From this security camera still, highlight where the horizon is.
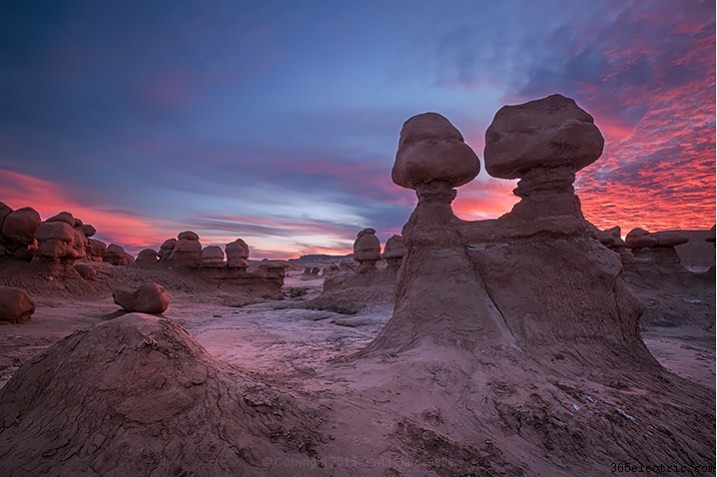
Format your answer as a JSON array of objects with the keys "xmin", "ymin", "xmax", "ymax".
[{"xmin": 1, "ymin": 0, "xmax": 714, "ymax": 259}]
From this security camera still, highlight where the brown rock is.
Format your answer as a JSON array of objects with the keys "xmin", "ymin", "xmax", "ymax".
[
  {"xmin": 104, "ymin": 243, "xmax": 133, "ymax": 266},
  {"xmin": 135, "ymin": 249, "xmax": 159, "ymax": 267},
  {"xmin": 80, "ymin": 224, "xmax": 97, "ymax": 238},
  {"xmin": 177, "ymin": 231, "xmax": 200, "ymax": 241},
  {"xmin": 0, "ymin": 202, "xmax": 13, "ymax": 232},
  {"xmin": 653, "ymin": 231, "xmax": 689, "ymax": 247},
  {"xmin": 158, "ymin": 239, "xmax": 177, "ymax": 263},
  {"xmin": 46, "ymin": 211, "xmax": 75, "ymax": 225},
  {"xmin": 1, "ymin": 207, "xmax": 41, "ymax": 247},
  {"xmin": 113, "ymin": 282, "xmax": 170, "ymax": 314},
  {"xmin": 86, "ymin": 239, "xmax": 107, "ymax": 262},
  {"xmin": 353, "ymin": 228, "xmax": 381, "ymax": 273},
  {"xmin": 226, "ymin": 239, "xmax": 250, "ymax": 269},
  {"xmin": 168, "ymin": 238, "xmax": 201, "ymax": 268},
  {"xmin": 625, "ymin": 228, "xmax": 658, "ymax": 248},
  {"xmin": 34, "ymin": 221, "xmax": 76, "ymax": 259},
  {"xmin": 484, "ymin": 94, "xmax": 604, "ymax": 179},
  {"xmin": 383, "ymin": 234, "xmax": 407, "ymax": 271},
  {"xmin": 0, "ymin": 287, "xmax": 35, "ymax": 323},
  {"xmin": 200, "ymin": 246, "xmax": 225, "ymax": 268},
  {"xmin": 74, "ymin": 263, "xmax": 97, "ymax": 280},
  {"xmin": 392, "ymin": 113, "xmax": 480, "ymax": 189}
]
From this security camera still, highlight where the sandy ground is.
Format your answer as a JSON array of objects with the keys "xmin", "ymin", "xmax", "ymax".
[{"xmin": 0, "ymin": 269, "xmax": 714, "ymax": 476}]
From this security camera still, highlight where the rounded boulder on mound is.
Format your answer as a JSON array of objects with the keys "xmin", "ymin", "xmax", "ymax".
[{"xmin": 0, "ymin": 313, "xmax": 321, "ymax": 476}]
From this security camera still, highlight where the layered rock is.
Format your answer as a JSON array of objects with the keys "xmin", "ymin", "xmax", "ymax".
[
  {"xmin": 382, "ymin": 234, "xmax": 407, "ymax": 271},
  {"xmin": 85, "ymin": 238, "xmax": 107, "ymax": 262},
  {"xmin": 167, "ymin": 231, "xmax": 201, "ymax": 268},
  {"xmin": 226, "ymin": 238, "xmax": 250, "ymax": 270},
  {"xmin": 200, "ymin": 245, "xmax": 224, "ymax": 269},
  {"xmin": 1, "ymin": 207, "xmax": 41, "ymax": 259},
  {"xmin": 32, "ymin": 211, "xmax": 88, "ymax": 275},
  {"xmin": 0, "ymin": 287, "xmax": 35, "ymax": 323},
  {"xmin": 352, "ymin": 96, "xmax": 713, "ymax": 472},
  {"xmin": 74, "ymin": 263, "xmax": 97, "ymax": 280},
  {"xmin": 113, "ymin": 282, "xmax": 170, "ymax": 314},
  {"xmin": 158, "ymin": 239, "xmax": 177, "ymax": 263},
  {"xmin": 353, "ymin": 228, "xmax": 381, "ymax": 273}
]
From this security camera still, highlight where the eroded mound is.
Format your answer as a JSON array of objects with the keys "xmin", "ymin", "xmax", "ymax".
[{"xmin": 0, "ymin": 313, "xmax": 321, "ymax": 476}]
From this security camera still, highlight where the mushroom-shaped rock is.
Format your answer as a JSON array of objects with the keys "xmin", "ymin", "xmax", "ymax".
[
  {"xmin": 158, "ymin": 238, "xmax": 177, "ymax": 263},
  {"xmin": 135, "ymin": 249, "xmax": 159, "ymax": 268},
  {"xmin": 113, "ymin": 282, "xmax": 169, "ymax": 314},
  {"xmin": 1, "ymin": 207, "xmax": 41, "ymax": 247},
  {"xmin": 484, "ymin": 94, "xmax": 604, "ymax": 179},
  {"xmin": 0, "ymin": 287, "xmax": 35, "ymax": 323},
  {"xmin": 80, "ymin": 224, "xmax": 96, "ymax": 238},
  {"xmin": 625, "ymin": 228, "xmax": 658, "ymax": 249},
  {"xmin": 200, "ymin": 246, "xmax": 225, "ymax": 268},
  {"xmin": 383, "ymin": 234, "xmax": 407, "ymax": 271},
  {"xmin": 653, "ymin": 231, "xmax": 689, "ymax": 247},
  {"xmin": 167, "ymin": 238, "xmax": 201, "ymax": 268},
  {"xmin": 353, "ymin": 228, "xmax": 381, "ymax": 273},
  {"xmin": 104, "ymin": 243, "xmax": 134, "ymax": 266},
  {"xmin": 392, "ymin": 113, "xmax": 480, "ymax": 189},
  {"xmin": 177, "ymin": 231, "xmax": 200, "ymax": 241},
  {"xmin": 74, "ymin": 263, "xmax": 97, "ymax": 280},
  {"xmin": 226, "ymin": 239, "xmax": 250, "ymax": 269}
]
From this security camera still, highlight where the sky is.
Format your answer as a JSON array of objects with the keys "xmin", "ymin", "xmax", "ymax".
[{"xmin": 1, "ymin": 0, "xmax": 714, "ymax": 258}]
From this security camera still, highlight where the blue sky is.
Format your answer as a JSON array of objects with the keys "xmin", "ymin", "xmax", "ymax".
[{"xmin": 1, "ymin": 0, "xmax": 714, "ymax": 257}]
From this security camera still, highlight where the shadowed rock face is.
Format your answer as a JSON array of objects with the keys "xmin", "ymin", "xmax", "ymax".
[
  {"xmin": 383, "ymin": 234, "xmax": 407, "ymax": 271},
  {"xmin": 625, "ymin": 228, "xmax": 690, "ymax": 266},
  {"xmin": 0, "ymin": 287, "xmax": 35, "ymax": 323},
  {"xmin": 113, "ymin": 282, "xmax": 170, "ymax": 314},
  {"xmin": 0, "ymin": 313, "xmax": 320, "ymax": 476}
]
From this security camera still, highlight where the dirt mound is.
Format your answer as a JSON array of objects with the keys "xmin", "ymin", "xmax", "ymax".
[{"xmin": 0, "ymin": 313, "xmax": 321, "ymax": 476}]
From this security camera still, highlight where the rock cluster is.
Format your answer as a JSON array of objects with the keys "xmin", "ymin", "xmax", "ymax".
[
  {"xmin": 33, "ymin": 211, "xmax": 90, "ymax": 275},
  {"xmin": 382, "ymin": 235, "xmax": 407, "ymax": 271},
  {"xmin": 103, "ymin": 243, "xmax": 134, "ymax": 266},
  {"xmin": 0, "ymin": 204, "xmax": 41, "ymax": 260}
]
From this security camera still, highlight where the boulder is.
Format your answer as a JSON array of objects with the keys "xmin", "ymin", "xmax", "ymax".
[
  {"xmin": 1, "ymin": 207, "xmax": 41, "ymax": 248},
  {"xmin": 74, "ymin": 263, "xmax": 97, "ymax": 280},
  {"xmin": 177, "ymin": 230, "xmax": 200, "ymax": 241},
  {"xmin": 135, "ymin": 249, "xmax": 159, "ymax": 267},
  {"xmin": 113, "ymin": 282, "xmax": 170, "ymax": 314},
  {"xmin": 0, "ymin": 287, "xmax": 35, "ymax": 323},
  {"xmin": 80, "ymin": 224, "xmax": 97, "ymax": 238},
  {"xmin": 104, "ymin": 243, "xmax": 134, "ymax": 266},
  {"xmin": 353, "ymin": 228, "xmax": 381, "ymax": 273},
  {"xmin": 167, "ymin": 237, "xmax": 201, "ymax": 268},
  {"xmin": 158, "ymin": 238, "xmax": 177, "ymax": 263},
  {"xmin": 86, "ymin": 238, "xmax": 107, "ymax": 262},
  {"xmin": 226, "ymin": 239, "xmax": 250, "ymax": 269},
  {"xmin": 383, "ymin": 234, "xmax": 407, "ymax": 271}
]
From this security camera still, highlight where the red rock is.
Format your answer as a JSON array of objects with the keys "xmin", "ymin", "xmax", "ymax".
[
  {"xmin": 113, "ymin": 282, "xmax": 170, "ymax": 314},
  {"xmin": 226, "ymin": 239, "xmax": 250, "ymax": 269},
  {"xmin": 200, "ymin": 246, "xmax": 225, "ymax": 268},
  {"xmin": 80, "ymin": 224, "xmax": 97, "ymax": 237},
  {"xmin": 74, "ymin": 263, "xmax": 97, "ymax": 280},
  {"xmin": 392, "ymin": 113, "xmax": 480, "ymax": 189},
  {"xmin": 177, "ymin": 231, "xmax": 200, "ymax": 241},
  {"xmin": 1, "ymin": 207, "xmax": 41, "ymax": 247},
  {"xmin": 0, "ymin": 287, "xmax": 35, "ymax": 323}
]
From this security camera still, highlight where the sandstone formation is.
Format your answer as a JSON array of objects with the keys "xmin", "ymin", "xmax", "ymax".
[
  {"xmin": 382, "ymin": 234, "xmax": 407, "ymax": 271},
  {"xmin": 134, "ymin": 249, "xmax": 159, "ymax": 268},
  {"xmin": 1, "ymin": 207, "xmax": 41, "ymax": 250},
  {"xmin": 103, "ymin": 243, "xmax": 134, "ymax": 266},
  {"xmin": 74, "ymin": 263, "xmax": 97, "ymax": 280},
  {"xmin": 0, "ymin": 313, "xmax": 320, "ymax": 475},
  {"xmin": 85, "ymin": 238, "xmax": 107, "ymax": 262},
  {"xmin": 625, "ymin": 228, "xmax": 689, "ymax": 265},
  {"xmin": 32, "ymin": 211, "xmax": 88, "ymax": 276},
  {"xmin": 352, "ymin": 97, "xmax": 713, "ymax": 472},
  {"xmin": 353, "ymin": 228, "xmax": 381, "ymax": 273},
  {"xmin": 226, "ymin": 238, "xmax": 250, "ymax": 270},
  {"xmin": 80, "ymin": 224, "xmax": 96, "ymax": 238},
  {"xmin": 168, "ymin": 231, "xmax": 202, "ymax": 268},
  {"xmin": 199, "ymin": 245, "xmax": 224, "ymax": 268},
  {"xmin": 158, "ymin": 239, "xmax": 177, "ymax": 263},
  {"xmin": 0, "ymin": 287, "xmax": 35, "ymax": 323},
  {"xmin": 113, "ymin": 282, "xmax": 170, "ymax": 314}
]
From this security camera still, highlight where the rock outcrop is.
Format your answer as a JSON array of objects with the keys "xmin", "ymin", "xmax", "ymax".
[
  {"xmin": 32, "ymin": 211, "xmax": 88, "ymax": 275},
  {"xmin": 113, "ymin": 282, "xmax": 170, "ymax": 314},
  {"xmin": 226, "ymin": 238, "xmax": 250, "ymax": 270},
  {"xmin": 351, "ymin": 96, "xmax": 713, "ymax": 473},
  {"xmin": 199, "ymin": 246, "xmax": 224, "ymax": 269},
  {"xmin": 382, "ymin": 234, "xmax": 407, "ymax": 271},
  {"xmin": 158, "ymin": 239, "xmax": 177, "ymax": 263},
  {"xmin": 85, "ymin": 238, "xmax": 107, "ymax": 262},
  {"xmin": 352, "ymin": 228, "xmax": 382, "ymax": 273},
  {"xmin": 0, "ymin": 287, "xmax": 35, "ymax": 323},
  {"xmin": 0, "ymin": 313, "xmax": 320, "ymax": 475},
  {"xmin": 167, "ymin": 231, "xmax": 201, "ymax": 268},
  {"xmin": 134, "ymin": 249, "xmax": 159, "ymax": 268}
]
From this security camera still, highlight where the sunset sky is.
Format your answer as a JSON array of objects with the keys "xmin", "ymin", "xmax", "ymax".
[{"xmin": 1, "ymin": 0, "xmax": 714, "ymax": 258}]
